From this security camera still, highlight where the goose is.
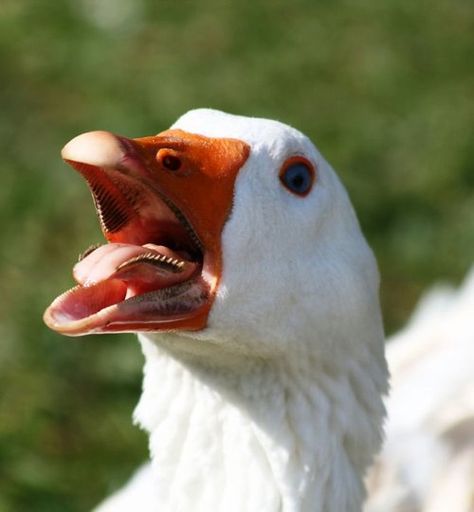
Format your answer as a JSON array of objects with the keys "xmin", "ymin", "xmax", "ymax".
[{"xmin": 44, "ymin": 108, "xmax": 390, "ymax": 511}]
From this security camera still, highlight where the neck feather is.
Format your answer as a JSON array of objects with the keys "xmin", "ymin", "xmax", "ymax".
[{"xmin": 133, "ymin": 334, "xmax": 386, "ymax": 512}]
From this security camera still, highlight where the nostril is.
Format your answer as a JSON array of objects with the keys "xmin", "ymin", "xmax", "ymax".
[{"xmin": 161, "ymin": 154, "xmax": 182, "ymax": 171}]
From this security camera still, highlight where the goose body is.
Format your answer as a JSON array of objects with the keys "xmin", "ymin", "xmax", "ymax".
[
  {"xmin": 366, "ymin": 269, "xmax": 474, "ymax": 512},
  {"xmin": 45, "ymin": 109, "xmax": 389, "ymax": 511}
]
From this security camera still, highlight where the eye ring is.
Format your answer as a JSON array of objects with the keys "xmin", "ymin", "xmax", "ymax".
[
  {"xmin": 279, "ymin": 156, "xmax": 316, "ymax": 197},
  {"xmin": 157, "ymin": 149, "xmax": 182, "ymax": 171}
]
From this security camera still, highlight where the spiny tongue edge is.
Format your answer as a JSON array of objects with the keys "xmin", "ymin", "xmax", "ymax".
[{"xmin": 73, "ymin": 243, "xmax": 198, "ymax": 293}]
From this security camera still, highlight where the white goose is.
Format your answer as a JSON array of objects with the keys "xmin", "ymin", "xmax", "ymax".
[{"xmin": 44, "ymin": 109, "xmax": 467, "ymax": 512}]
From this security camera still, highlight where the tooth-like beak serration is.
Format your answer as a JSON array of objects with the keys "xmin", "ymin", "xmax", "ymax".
[{"xmin": 116, "ymin": 252, "xmax": 186, "ymax": 274}]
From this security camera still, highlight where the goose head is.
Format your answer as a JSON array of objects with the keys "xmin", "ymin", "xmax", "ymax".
[{"xmin": 44, "ymin": 109, "xmax": 383, "ymax": 370}]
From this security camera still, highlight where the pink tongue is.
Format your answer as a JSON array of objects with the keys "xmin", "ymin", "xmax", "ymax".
[{"xmin": 74, "ymin": 243, "xmax": 197, "ymax": 295}]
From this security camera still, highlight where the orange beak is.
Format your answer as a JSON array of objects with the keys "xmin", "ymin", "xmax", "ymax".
[{"xmin": 43, "ymin": 129, "xmax": 249, "ymax": 335}]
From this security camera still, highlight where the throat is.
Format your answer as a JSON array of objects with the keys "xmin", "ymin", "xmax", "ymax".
[{"xmin": 133, "ymin": 334, "xmax": 384, "ymax": 512}]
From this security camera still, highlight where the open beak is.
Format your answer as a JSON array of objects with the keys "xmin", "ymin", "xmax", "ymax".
[{"xmin": 43, "ymin": 129, "xmax": 249, "ymax": 336}]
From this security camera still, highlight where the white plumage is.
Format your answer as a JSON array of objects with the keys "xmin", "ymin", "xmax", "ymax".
[{"xmin": 365, "ymin": 269, "xmax": 474, "ymax": 512}]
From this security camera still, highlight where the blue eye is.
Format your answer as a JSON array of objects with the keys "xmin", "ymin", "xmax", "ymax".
[{"xmin": 280, "ymin": 158, "xmax": 315, "ymax": 197}]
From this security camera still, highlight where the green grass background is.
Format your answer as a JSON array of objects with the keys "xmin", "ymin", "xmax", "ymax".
[{"xmin": 0, "ymin": 0, "xmax": 472, "ymax": 510}]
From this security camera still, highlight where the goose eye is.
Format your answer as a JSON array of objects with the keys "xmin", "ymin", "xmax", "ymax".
[{"xmin": 279, "ymin": 158, "xmax": 315, "ymax": 197}]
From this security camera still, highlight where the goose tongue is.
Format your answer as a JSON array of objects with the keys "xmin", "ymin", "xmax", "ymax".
[
  {"xmin": 44, "ymin": 243, "xmax": 203, "ymax": 335},
  {"xmin": 69, "ymin": 241, "xmax": 198, "ymax": 312},
  {"xmin": 73, "ymin": 243, "xmax": 197, "ymax": 295}
]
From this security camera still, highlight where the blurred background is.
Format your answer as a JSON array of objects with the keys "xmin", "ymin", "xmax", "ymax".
[{"xmin": 0, "ymin": 0, "xmax": 472, "ymax": 510}]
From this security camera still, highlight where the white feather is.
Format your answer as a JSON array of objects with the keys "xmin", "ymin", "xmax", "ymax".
[{"xmin": 365, "ymin": 269, "xmax": 474, "ymax": 512}]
